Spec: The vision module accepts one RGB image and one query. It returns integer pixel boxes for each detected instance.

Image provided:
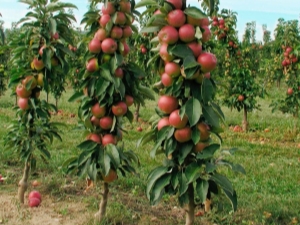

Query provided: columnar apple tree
[270,19,300,119]
[136,1,244,225]
[64,0,153,222]
[3,0,77,203]
[212,10,263,131]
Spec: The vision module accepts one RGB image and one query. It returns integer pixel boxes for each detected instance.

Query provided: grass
[0,84,299,225]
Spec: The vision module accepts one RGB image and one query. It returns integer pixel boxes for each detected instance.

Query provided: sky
[1,0,300,41]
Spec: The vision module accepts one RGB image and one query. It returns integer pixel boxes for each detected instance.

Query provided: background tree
[4,0,77,204]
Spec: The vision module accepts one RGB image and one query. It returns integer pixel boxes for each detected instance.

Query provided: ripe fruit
[99,14,111,28]
[16,84,32,98]
[166,0,183,9]
[110,26,123,39]
[99,116,114,130]
[94,28,107,41]
[112,101,128,116]
[167,10,186,28]
[88,38,102,53]
[197,123,210,141]
[159,43,175,62]
[161,73,173,87]
[114,12,126,25]
[91,116,100,127]
[91,102,106,118]
[201,26,211,42]
[51,32,59,40]
[157,117,170,131]
[32,58,45,71]
[287,88,293,95]
[87,133,102,144]
[102,134,117,146]
[28,190,42,201]
[199,17,210,27]
[193,142,209,153]
[158,25,179,44]
[101,38,117,54]
[28,197,41,208]
[174,126,192,143]
[165,62,181,77]
[141,47,147,54]
[119,1,131,13]
[122,26,133,38]
[125,95,134,107]
[169,109,188,129]
[114,67,124,78]
[179,24,195,42]
[137,127,143,132]
[102,2,116,15]
[18,98,30,110]
[86,58,99,72]
[197,52,217,72]
[102,169,117,183]
[187,41,202,58]
[238,95,244,102]
[32,180,40,187]
[120,41,130,56]
[158,95,179,114]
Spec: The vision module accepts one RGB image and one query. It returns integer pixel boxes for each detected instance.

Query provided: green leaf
[223,189,238,211]
[184,7,207,19]
[196,143,220,160]
[42,48,52,70]
[150,174,172,205]
[105,144,121,168]
[195,179,209,203]
[169,44,194,58]
[184,97,201,127]
[185,162,201,183]
[137,129,156,147]
[146,166,169,199]
[179,172,188,196]
[68,92,83,102]
[77,140,98,151]
[191,126,200,144]
[202,105,223,132]
[78,151,93,166]
[205,162,217,173]
[134,0,158,9]
[49,18,57,35]
[210,173,234,194]
[140,26,160,34]
[178,142,193,165]
[202,78,214,104]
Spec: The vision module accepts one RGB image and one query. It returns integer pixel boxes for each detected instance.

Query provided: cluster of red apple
[86,1,133,73]
[211,16,230,41]
[153,0,216,151]
[281,46,297,67]
[28,190,42,207]
[15,74,44,111]
[82,1,134,182]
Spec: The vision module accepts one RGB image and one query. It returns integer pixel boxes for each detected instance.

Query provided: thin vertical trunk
[18,160,30,203]
[134,103,140,122]
[185,184,195,225]
[242,105,249,131]
[95,182,109,222]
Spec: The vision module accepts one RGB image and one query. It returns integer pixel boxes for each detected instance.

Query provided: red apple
[99,116,114,130]
[169,109,188,129]
[174,126,192,143]
[158,95,179,114]
[197,52,217,72]
[157,117,170,130]
[112,102,127,116]
[101,38,117,54]
[158,25,179,44]
[167,9,186,28]
[88,38,102,53]
[102,134,117,146]
[179,24,195,43]
[91,102,106,118]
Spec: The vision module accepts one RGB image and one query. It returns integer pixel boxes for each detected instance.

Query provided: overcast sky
[1,0,300,41]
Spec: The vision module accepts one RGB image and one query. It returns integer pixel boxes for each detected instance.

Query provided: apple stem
[95,182,109,222]
[18,160,30,204]
[185,183,195,225]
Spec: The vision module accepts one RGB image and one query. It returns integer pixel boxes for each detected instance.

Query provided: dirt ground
[0,193,91,225]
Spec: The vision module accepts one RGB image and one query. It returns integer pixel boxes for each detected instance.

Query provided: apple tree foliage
[270,19,300,118]
[0,18,8,96]
[64,0,154,221]
[3,0,77,203]
[136,1,245,224]
[212,10,263,131]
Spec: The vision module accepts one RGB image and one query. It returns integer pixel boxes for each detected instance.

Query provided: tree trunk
[18,160,30,203]
[94,182,109,223]
[134,103,140,122]
[242,105,249,131]
[185,184,195,225]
